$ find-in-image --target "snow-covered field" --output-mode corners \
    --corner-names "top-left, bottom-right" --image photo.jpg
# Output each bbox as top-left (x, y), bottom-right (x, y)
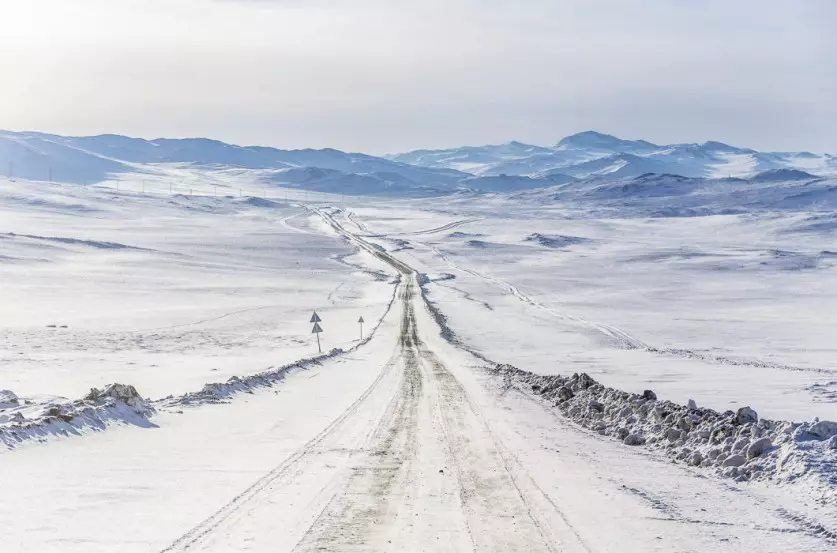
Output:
top-left (1, 172), bottom-right (836, 552)
top-left (343, 201), bottom-right (837, 422)
top-left (0, 177), bottom-right (393, 401)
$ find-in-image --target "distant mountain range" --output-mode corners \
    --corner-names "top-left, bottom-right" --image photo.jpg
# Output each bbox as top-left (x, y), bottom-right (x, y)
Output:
top-left (389, 130), bottom-right (837, 181)
top-left (498, 169), bottom-right (837, 218)
top-left (0, 130), bottom-right (466, 191)
top-left (1, 129), bottom-right (835, 195)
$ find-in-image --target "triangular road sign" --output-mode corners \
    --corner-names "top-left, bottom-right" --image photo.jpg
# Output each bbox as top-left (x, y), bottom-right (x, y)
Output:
top-left (310, 311), bottom-right (322, 323)
top-left (312, 322), bottom-right (323, 334)
top-left (358, 316), bottom-right (365, 323)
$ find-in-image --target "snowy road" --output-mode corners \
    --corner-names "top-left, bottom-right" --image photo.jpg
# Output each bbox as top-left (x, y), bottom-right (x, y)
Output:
top-left (161, 212), bottom-right (558, 551)
top-left (154, 210), bottom-right (833, 553)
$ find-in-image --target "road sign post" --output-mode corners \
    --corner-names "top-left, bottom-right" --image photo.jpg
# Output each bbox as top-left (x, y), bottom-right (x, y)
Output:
top-left (310, 312), bottom-right (323, 353)
top-left (358, 316), bottom-right (365, 341)
top-left (312, 322), bottom-right (323, 353)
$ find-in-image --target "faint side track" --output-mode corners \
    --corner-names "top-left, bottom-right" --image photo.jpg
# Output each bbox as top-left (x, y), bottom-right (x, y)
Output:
top-left (160, 339), bottom-right (405, 552)
top-left (421, 240), bottom-right (836, 375)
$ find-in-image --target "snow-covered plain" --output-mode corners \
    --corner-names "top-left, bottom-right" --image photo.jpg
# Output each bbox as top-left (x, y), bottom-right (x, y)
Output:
top-left (1, 155), bottom-right (836, 552)
top-left (0, 176), bottom-right (393, 401)
top-left (341, 201), bottom-right (837, 421)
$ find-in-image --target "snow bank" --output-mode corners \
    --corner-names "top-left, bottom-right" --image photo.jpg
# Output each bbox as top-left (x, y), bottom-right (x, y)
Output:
top-left (164, 351), bottom-right (341, 406)
top-left (495, 366), bottom-right (837, 504)
top-left (0, 384), bottom-right (155, 449)
top-left (165, 276), bottom-right (400, 407)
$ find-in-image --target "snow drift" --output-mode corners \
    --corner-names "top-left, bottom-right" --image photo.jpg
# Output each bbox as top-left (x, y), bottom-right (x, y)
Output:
top-left (498, 366), bottom-right (837, 505)
top-left (0, 384), bottom-right (155, 449)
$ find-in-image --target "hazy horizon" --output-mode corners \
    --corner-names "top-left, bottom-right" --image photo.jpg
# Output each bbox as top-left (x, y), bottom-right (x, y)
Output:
top-left (1, 0), bottom-right (834, 155)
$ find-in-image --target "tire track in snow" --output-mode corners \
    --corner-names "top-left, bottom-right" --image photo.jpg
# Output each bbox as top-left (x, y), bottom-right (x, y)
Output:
top-left (317, 207), bottom-right (837, 550)
top-left (160, 338), bottom-right (406, 552)
top-left (290, 282), bottom-right (463, 552)
top-left (424, 242), bottom-right (647, 350)
top-left (305, 208), bottom-right (588, 551)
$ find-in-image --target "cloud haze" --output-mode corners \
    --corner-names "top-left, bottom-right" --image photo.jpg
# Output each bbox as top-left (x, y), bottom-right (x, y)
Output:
top-left (0, 0), bottom-right (834, 153)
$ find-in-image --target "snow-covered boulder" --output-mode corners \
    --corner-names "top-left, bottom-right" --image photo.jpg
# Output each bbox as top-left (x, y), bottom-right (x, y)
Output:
top-left (723, 454), bottom-right (747, 467)
top-left (624, 434), bottom-right (645, 446)
top-left (808, 420), bottom-right (837, 440)
top-left (556, 386), bottom-right (574, 402)
top-left (746, 437), bottom-right (772, 459)
top-left (733, 437), bottom-right (750, 452)
top-left (736, 407), bottom-right (758, 425)
top-left (0, 390), bottom-right (20, 409)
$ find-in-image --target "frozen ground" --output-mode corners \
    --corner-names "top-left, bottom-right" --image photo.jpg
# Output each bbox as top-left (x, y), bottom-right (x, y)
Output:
top-left (1, 175), bottom-right (835, 552)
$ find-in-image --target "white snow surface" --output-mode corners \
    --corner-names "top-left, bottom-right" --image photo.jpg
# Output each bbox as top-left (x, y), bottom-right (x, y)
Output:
top-left (1, 171), bottom-right (836, 552)
top-left (0, 177), bottom-right (394, 402)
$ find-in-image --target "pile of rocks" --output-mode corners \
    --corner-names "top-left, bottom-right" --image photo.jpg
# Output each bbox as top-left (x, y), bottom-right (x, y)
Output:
top-left (495, 365), bottom-right (837, 501)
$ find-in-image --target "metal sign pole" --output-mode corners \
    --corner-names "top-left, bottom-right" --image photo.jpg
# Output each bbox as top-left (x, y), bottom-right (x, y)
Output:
top-left (311, 312), bottom-right (323, 353)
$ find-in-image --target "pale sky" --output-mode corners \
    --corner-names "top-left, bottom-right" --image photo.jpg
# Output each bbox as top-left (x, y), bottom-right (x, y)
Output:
top-left (0, 0), bottom-right (834, 154)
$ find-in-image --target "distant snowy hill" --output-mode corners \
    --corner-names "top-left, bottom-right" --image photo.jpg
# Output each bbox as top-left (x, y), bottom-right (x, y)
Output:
top-left (391, 131), bottom-right (837, 180)
top-left (262, 167), bottom-right (446, 196)
top-left (0, 131), bottom-right (467, 189)
top-left (459, 172), bottom-right (576, 192)
top-left (505, 171), bottom-right (837, 217)
top-left (2, 129), bottom-right (836, 199)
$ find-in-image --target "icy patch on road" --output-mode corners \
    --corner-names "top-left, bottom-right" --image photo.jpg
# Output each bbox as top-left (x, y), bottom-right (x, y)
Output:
top-left (0, 384), bottom-right (155, 449)
top-left (496, 366), bottom-right (837, 505)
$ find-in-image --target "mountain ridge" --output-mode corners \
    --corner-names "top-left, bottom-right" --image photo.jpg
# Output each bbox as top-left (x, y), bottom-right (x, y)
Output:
top-left (390, 131), bottom-right (837, 180)
top-left (1, 129), bottom-right (835, 195)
